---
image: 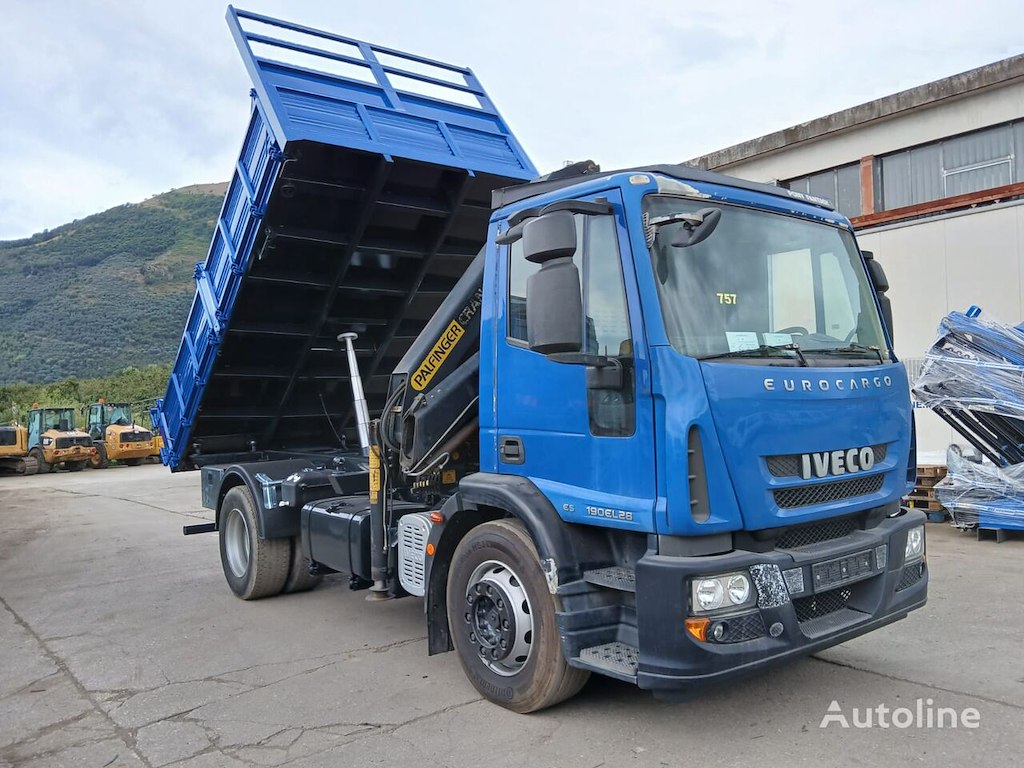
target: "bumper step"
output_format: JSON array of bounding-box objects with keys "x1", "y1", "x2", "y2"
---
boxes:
[
  {"x1": 582, "y1": 566, "x2": 636, "y2": 592},
  {"x1": 577, "y1": 642, "x2": 638, "y2": 681}
]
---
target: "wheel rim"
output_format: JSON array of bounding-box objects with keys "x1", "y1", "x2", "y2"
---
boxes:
[
  {"x1": 463, "y1": 560, "x2": 534, "y2": 677},
  {"x1": 223, "y1": 507, "x2": 251, "y2": 579}
]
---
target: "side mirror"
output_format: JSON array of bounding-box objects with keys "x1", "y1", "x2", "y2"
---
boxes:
[
  {"x1": 861, "y1": 251, "x2": 894, "y2": 343},
  {"x1": 524, "y1": 211, "x2": 582, "y2": 354},
  {"x1": 865, "y1": 259, "x2": 889, "y2": 293}
]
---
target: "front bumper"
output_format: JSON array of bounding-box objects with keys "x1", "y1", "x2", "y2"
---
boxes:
[
  {"x1": 633, "y1": 509, "x2": 927, "y2": 691},
  {"x1": 51, "y1": 446, "x2": 94, "y2": 462},
  {"x1": 114, "y1": 442, "x2": 154, "y2": 459}
]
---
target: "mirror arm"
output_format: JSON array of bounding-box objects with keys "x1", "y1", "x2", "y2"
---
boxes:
[{"x1": 546, "y1": 353, "x2": 625, "y2": 391}]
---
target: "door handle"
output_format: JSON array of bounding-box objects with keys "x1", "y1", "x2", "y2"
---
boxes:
[{"x1": 499, "y1": 436, "x2": 525, "y2": 465}]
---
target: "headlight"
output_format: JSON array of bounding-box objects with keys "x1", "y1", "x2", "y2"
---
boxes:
[
  {"x1": 691, "y1": 572, "x2": 755, "y2": 614},
  {"x1": 694, "y1": 579, "x2": 724, "y2": 611},
  {"x1": 904, "y1": 525, "x2": 925, "y2": 562},
  {"x1": 727, "y1": 574, "x2": 750, "y2": 604}
]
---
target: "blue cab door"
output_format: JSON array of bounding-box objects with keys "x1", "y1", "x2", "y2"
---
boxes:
[{"x1": 492, "y1": 191, "x2": 657, "y2": 533}]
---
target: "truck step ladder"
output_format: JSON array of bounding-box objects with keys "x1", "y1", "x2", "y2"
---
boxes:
[
  {"x1": 577, "y1": 642, "x2": 639, "y2": 681},
  {"x1": 582, "y1": 566, "x2": 636, "y2": 592}
]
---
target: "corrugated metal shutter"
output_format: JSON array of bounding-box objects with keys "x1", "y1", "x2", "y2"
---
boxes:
[
  {"x1": 909, "y1": 144, "x2": 943, "y2": 204},
  {"x1": 881, "y1": 151, "x2": 912, "y2": 209},
  {"x1": 943, "y1": 124, "x2": 1012, "y2": 168},
  {"x1": 1016, "y1": 122, "x2": 1024, "y2": 183},
  {"x1": 835, "y1": 164, "x2": 861, "y2": 218}
]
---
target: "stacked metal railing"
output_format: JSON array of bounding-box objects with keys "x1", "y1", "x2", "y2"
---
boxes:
[{"x1": 913, "y1": 306, "x2": 1024, "y2": 531}]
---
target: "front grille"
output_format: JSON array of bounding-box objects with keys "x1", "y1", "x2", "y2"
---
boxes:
[
  {"x1": 896, "y1": 562, "x2": 925, "y2": 591},
  {"x1": 767, "y1": 444, "x2": 888, "y2": 477},
  {"x1": 120, "y1": 430, "x2": 153, "y2": 444},
  {"x1": 794, "y1": 587, "x2": 852, "y2": 623},
  {"x1": 776, "y1": 516, "x2": 858, "y2": 549},
  {"x1": 773, "y1": 474, "x2": 884, "y2": 509},
  {"x1": 55, "y1": 436, "x2": 91, "y2": 449}
]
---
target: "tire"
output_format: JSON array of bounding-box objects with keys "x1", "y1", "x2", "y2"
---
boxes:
[
  {"x1": 29, "y1": 448, "x2": 52, "y2": 474},
  {"x1": 90, "y1": 445, "x2": 110, "y2": 469},
  {"x1": 66, "y1": 460, "x2": 87, "y2": 472},
  {"x1": 446, "y1": 519, "x2": 590, "y2": 713},
  {"x1": 124, "y1": 457, "x2": 144, "y2": 467},
  {"x1": 218, "y1": 486, "x2": 290, "y2": 600},
  {"x1": 282, "y1": 536, "x2": 323, "y2": 594}
]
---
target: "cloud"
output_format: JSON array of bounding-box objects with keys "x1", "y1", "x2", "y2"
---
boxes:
[{"x1": 1, "y1": 0, "x2": 1022, "y2": 239}]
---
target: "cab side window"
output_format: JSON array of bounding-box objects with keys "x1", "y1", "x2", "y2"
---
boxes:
[
  {"x1": 506, "y1": 214, "x2": 635, "y2": 437},
  {"x1": 584, "y1": 216, "x2": 634, "y2": 437}
]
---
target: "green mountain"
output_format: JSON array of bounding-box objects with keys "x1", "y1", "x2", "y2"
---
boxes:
[{"x1": 0, "y1": 184, "x2": 227, "y2": 385}]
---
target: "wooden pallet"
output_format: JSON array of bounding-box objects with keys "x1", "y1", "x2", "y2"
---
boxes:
[{"x1": 904, "y1": 465, "x2": 948, "y2": 517}]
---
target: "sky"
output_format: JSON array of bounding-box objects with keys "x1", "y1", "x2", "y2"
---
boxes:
[{"x1": 2, "y1": 0, "x2": 1022, "y2": 240}]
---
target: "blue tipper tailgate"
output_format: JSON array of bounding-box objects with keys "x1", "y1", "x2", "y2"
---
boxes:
[{"x1": 152, "y1": 6, "x2": 536, "y2": 470}]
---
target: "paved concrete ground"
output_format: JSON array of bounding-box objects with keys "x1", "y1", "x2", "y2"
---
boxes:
[{"x1": 1, "y1": 464, "x2": 1022, "y2": 767}]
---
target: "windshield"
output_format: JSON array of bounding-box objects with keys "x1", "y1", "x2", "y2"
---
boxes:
[
  {"x1": 107, "y1": 405, "x2": 133, "y2": 426},
  {"x1": 44, "y1": 408, "x2": 76, "y2": 431},
  {"x1": 646, "y1": 196, "x2": 888, "y2": 361}
]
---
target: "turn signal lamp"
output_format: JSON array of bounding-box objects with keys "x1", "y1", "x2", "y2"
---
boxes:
[{"x1": 685, "y1": 617, "x2": 709, "y2": 642}]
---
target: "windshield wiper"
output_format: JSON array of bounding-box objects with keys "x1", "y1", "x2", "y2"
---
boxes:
[
  {"x1": 811, "y1": 343, "x2": 886, "y2": 364},
  {"x1": 699, "y1": 343, "x2": 808, "y2": 366}
]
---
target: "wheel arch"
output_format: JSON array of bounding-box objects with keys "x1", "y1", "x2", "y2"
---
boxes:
[
  {"x1": 424, "y1": 472, "x2": 584, "y2": 656},
  {"x1": 207, "y1": 462, "x2": 303, "y2": 540}
]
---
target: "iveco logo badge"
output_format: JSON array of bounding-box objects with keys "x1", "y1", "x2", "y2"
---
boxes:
[
  {"x1": 763, "y1": 375, "x2": 893, "y2": 392},
  {"x1": 800, "y1": 447, "x2": 875, "y2": 480}
]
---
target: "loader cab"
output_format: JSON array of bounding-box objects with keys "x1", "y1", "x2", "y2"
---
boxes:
[
  {"x1": 28, "y1": 407, "x2": 78, "y2": 446},
  {"x1": 87, "y1": 401, "x2": 134, "y2": 440},
  {"x1": 26, "y1": 407, "x2": 95, "y2": 472},
  {"x1": 86, "y1": 401, "x2": 154, "y2": 468}
]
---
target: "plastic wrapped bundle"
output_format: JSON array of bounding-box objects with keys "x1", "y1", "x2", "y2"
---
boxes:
[
  {"x1": 934, "y1": 446, "x2": 1024, "y2": 530},
  {"x1": 913, "y1": 307, "x2": 1024, "y2": 466}
]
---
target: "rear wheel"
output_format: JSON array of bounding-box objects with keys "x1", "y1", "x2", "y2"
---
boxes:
[
  {"x1": 282, "y1": 536, "x2": 323, "y2": 594},
  {"x1": 29, "y1": 448, "x2": 51, "y2": 474},
  {"x1": 90, "y1": 445, "x2": 109, "y2": 469},
  {"x1": 446, "y1": 519, "x2": 589, "y2": 713},
  {"x1": 66, "y1": 460, "x2": 86, "y2": 472},
  {"x1": 219, "y1": 486, "x2": 290, "y2": 600}
]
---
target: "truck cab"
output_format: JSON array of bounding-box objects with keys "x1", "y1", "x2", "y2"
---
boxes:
[{"x1": 450, "y1": 166, "x2": 925, "y2": 699}]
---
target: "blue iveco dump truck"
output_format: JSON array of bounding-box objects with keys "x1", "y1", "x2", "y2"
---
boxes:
[{"x1": 154, "y1": 7, "x2": 928, "y2": 712}]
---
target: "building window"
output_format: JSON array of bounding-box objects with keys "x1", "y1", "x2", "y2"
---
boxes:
[
  {"x1": 878, "y1": 120, "x2": 1024, "y2": 210},
  {"x1": 784, "y1": 163, "x2": 862, "y2": 218}
]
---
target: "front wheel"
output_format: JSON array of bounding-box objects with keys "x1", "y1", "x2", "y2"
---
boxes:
[
  {"x1": 219, "y1": 486, "x2": 290, "y2": 600},
  {"x1": 90, "y1": 445, "x2": 109, "y2": 469},
  {"x1": 30, "y1": 448, "x2": 52, "y2": 474},
  {"x1": 446, "y1": 519, "x2": 589, "y2": 713}
]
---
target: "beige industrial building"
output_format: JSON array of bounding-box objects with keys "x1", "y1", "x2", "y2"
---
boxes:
[{"x1": 689, "y1": 55, "x2": 1024, "y2": 456}]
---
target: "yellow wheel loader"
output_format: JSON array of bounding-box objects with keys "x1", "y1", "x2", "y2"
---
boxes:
[
  {"x1": 27, "y1": 406, "x2": 95, "y2": 472},
  {"x1": 0, "y1": 423, "x2": 39, "y2": 475},
  {"x1": 86, "y1": 400, "x2": 156, "y2": 468}
]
